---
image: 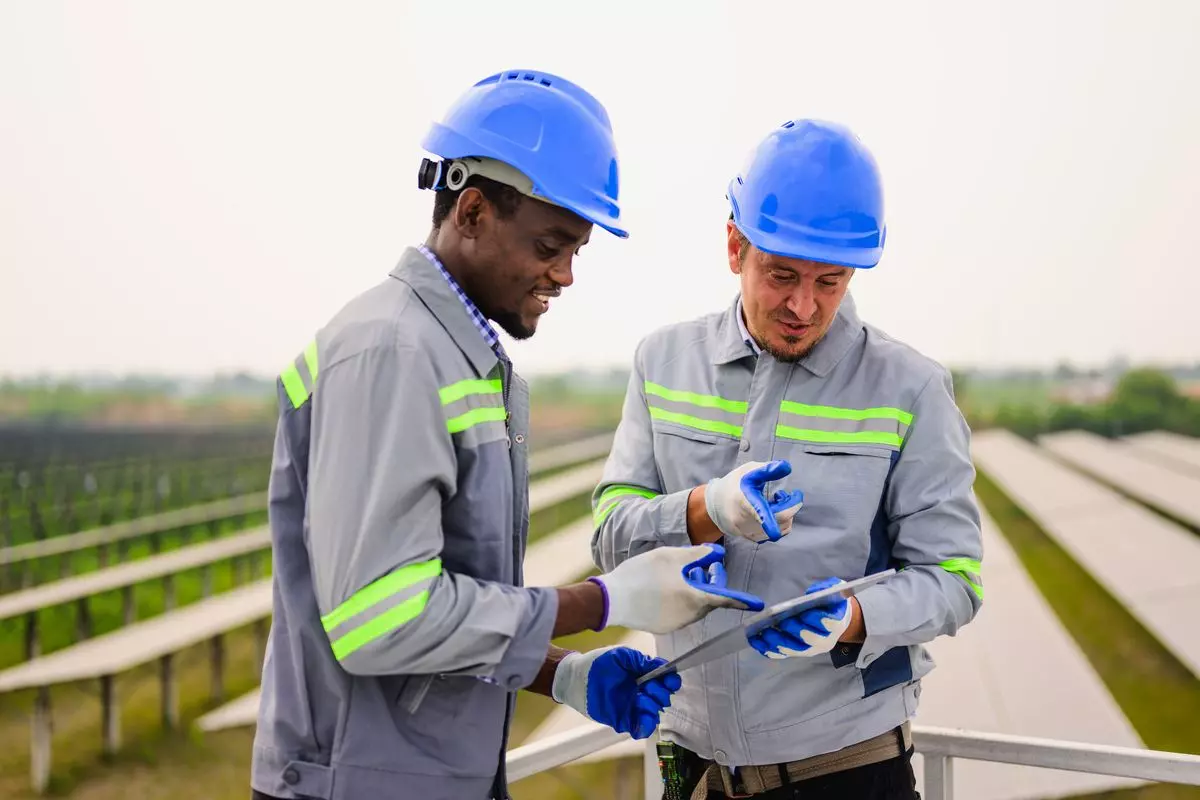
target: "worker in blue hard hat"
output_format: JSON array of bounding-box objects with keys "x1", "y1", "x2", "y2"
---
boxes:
[
  {"x1": 249, "y1": 70, "x2": 765, "y2": 800},
  {"x1": 592, "y1": 119, "x2": 984, "y2": 799}
]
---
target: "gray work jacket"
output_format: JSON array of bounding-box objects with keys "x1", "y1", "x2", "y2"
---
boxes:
[
  {"x1": 250, "y1": 247, "x2": 557, "y2": 800},
  {"x1": 592, "y1": 293, "x2": 983, "y2": 768}
]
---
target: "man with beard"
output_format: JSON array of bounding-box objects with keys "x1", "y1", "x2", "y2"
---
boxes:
[
  {"x1": 250, "y1": 70, "x2": 766, "y2": 800},
  {"x1": 591, "y1": 119, "x2": 984, "y2": 799}
]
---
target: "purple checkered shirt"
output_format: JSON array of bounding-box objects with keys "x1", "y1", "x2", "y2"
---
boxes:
[{"x1": 418, "y1": 244, "x2": 506, "y2": 359}]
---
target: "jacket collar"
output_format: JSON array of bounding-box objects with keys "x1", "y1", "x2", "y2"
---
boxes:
[
  {"x1": 712, "y1": 292, "x2": 864, "y2": 378},
  {"x1": 389, "y1": 246, "x2": 499, "y2": 378}
]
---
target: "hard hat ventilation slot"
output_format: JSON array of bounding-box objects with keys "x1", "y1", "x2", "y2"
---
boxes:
[
  {"x1": 782, "y1": 120, "x2": 796, "y2": 128},
  {"x1": 501, "y1": 71, "x2": 553, "y2": 87}
]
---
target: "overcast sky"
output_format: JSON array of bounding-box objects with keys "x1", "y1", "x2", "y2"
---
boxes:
[{"x1": 2, "y1": 0, "x2": 1198, "y2": 379}]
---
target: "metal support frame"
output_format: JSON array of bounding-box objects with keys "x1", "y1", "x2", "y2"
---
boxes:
[
  {"x1": 25, "y1": 610, "x2": 39, "y2": 659},
  {"x1": 122, "y1": 585, "x2": 135, "y2": 625},
  {"x1": 210, "y1": 635, "x2": 225, "y2": 703},
  {"x1": 923, "y1": 754, "x2": 953, "y2": 800},
  {"x1": 100, "y1": 674, "x2": 120, "y2": 755},
  {"x1": 160, "y1": 653, "x2": 178, "y2": 729},
  {"x1": 75, "y1": 597, "x2": 92, "y2": 640},
  {"x1": 30, "y1": 687, "x2": 51, "y2": 794}
]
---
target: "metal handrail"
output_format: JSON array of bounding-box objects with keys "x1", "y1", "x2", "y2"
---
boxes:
[
  {"x1": 505, "y1": 720, "x2": 623, "y2": 783},
  {"x1": 504, "y1": 721, "x2": 1200, "y2": 799},
  {"x1": 916, "y1": 726, "x2": 1200, "y2": 799}
]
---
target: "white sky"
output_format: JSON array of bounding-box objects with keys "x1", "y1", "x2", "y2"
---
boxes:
[{"x1": 2, "y1": 0, "x2": 1198, "y2": 378}]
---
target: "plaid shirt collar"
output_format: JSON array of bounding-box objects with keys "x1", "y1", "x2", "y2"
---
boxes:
[{"x1": 417, "y1": 244, "x2": 506, "y2": 359}]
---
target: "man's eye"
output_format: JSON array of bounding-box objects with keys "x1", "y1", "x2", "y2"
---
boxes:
[
  {"x1": 535, "y1": 241, "x2": 559, "y2": 259},
  {"x1": 770, "y1": 271, "x2": 794, "y2": 283},
  {"x1": 819, "y1": 279, "x2": 841, "y2": 287}
]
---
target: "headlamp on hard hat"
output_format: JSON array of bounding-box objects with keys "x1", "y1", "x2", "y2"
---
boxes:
[{"x1": 417, "y1": 155, "x2": 543, "y2": 201}]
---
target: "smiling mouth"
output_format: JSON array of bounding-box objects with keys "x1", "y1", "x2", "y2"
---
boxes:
[{"x1": 531, "y1": 290, "x2": 558, "y2": 313}]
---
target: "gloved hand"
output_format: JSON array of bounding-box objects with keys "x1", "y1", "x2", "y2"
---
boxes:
[
  {"x1": 551, "y1": 646, "x2": 683, "y2": 739},
  {"x1": 705, "y1": 460, "x2": 804, "y2": 542},
  {"x1": 747, "y1": 577, "x2": 851, "y2": 659},
  {"x1": 591, "y1": 543, "x2": 764, "y2": 634}
]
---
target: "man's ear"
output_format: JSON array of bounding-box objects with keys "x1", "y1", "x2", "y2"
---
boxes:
[
  {"x1": 726, "y1": 220, "x2": 745, "y2": 275},
  {"x1": 453, "y1": 188, "x2": 488, "y2": 239}
]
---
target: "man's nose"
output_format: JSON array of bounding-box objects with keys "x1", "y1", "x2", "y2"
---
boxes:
[
  {"x1": 786, "y1": 282, "x2": 817, "y2": 320},
  {"x1": 549, "y1": 258, "x2": 575, "y2": 288}
]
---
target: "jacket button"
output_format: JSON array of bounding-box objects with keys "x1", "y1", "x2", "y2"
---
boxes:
[
  {"x1": 514, "y1": 433, "x2": 525, "y2": 444},
  {"x1": 283, "y1": 767, "x2": 300, "y2": 785},
  {"x1": 739, "y1": 439, "x2": 750, "y2": 452},
  {"x1": 713, "y1": 749, "x2": 727, "y2": 763},
  {"x1": 840, "y1": 646, "x2": 851, "y2": 655}
]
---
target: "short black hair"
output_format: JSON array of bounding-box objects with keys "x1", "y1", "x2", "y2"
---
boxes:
[{"x1": 431, "y1": 175, "x2": 523, "y2": 230}]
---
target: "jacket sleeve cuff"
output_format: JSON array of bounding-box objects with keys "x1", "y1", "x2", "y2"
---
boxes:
[
  {"x1": 853, "y1": 585, "x2": 897, "y2": 669},
  {"x1": 493, "y1": 587, "x2": 559, "y2": 690},
  {"x1": 649, "y1": 488, "x2": 693, "y2": 548}
]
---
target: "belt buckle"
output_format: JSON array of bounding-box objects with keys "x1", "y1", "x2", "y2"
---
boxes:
[{"x1": 719, "y1": 765, "x2": 756, "y2": 798}]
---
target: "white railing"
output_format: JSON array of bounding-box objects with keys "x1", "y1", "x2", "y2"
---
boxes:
[{"x1": 504, "y1": 721, "x2": 1200, "y2": 799}]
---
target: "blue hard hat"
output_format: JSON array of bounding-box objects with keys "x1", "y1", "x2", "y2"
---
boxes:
[
  {"x1": 420, "y1": 69, "x2": 627, "y2": 238},
  {"x1": 727, "y1": 119, "x2": 885, "y2": 268}
]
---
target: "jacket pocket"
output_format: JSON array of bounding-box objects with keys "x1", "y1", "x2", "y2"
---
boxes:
[
  {"x1": 774, "y1": 442, "x2": 894, "y2": 556},
  {"x1": 373, "y1": 673, "x2": 505, "y2": 778},
  {"x1": 651, "y1": 423, "x2": 739, "y2": 492}
]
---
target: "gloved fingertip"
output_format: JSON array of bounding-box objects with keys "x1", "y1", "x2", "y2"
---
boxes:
[{"x1": 761, "y1": 459, "x2": 793, "y2": 479}]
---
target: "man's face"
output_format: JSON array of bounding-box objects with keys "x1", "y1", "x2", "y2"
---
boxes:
[
  {"x1": 727, "y1": 221, "x2": 854, "y2": 361},
  {"x1": 461, "y1": 193, "x2": 591, "y2": 340}
]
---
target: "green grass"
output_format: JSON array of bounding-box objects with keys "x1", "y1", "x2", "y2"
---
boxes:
[{"x1": 974, "y1": 468, "x2": 1200, "y2": 798}]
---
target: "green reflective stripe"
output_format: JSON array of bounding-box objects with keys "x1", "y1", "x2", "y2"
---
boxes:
[
  {"x1": 280, "y1": 364, "x2": 308, "y2": 408},
  {"x1": 775, "y1": 425, "x2": 903, "y2": 448},
  {"x1": 939, "y1": 557, "x2": 984, "y2": 600},
  {"x1": 321, "y1": 558, "x2": 442, "y2": 632},
  {"x1": 332, "y1": 591, "x2": 430, "y2": 661},
  {"x1": 303, "y1": 340, "x2": 319, "y2": 381},
  {"x1": 779, "y1": 401, "x2": 913, "y2": 425},
  {"x1": 447, "y1": 406, "x2": 507, "y2": 434},
  {"x1": 440, "y1": 378, "x2": 502, "y2": 405},
  {"x1": 594, "y1": 485, "x2": 660, "y2": 526},
  {"x1": 650, "y1": 406, "x2": 743, "y2": 437},
  {"x1": 279, "y1": 340, "x2": 318, "y2": 409},
  {"x1": 644, "y1": 382, "x2": 748, "y2": 414}
]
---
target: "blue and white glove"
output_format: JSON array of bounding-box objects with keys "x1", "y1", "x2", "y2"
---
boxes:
[
  {"x1": 748, "y1": 577, "x2": 851, "y2": 659},
  {"x1": 592, "y1": 542, "x2": 764, "y2": 634},
  {"x1": 705, "y1": 460, "x2": 805, "y2": 542},
  {"x1": 552, "y1": 646, "x2": 683, "y2": 739}
]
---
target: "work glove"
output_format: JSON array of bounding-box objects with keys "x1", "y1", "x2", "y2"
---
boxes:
[
  {"x1": 591, "y1": 543, "x2": 764, "y2": 634},
  {"x1": 552, "y1": 646, "x2": 683, "y2": 739},
  {"x1": 705, "y1": 460, "x2": 804, "y2": 542},
  {"x1": 747, "y1": 577, "x2": 850, "y2": 659}
]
